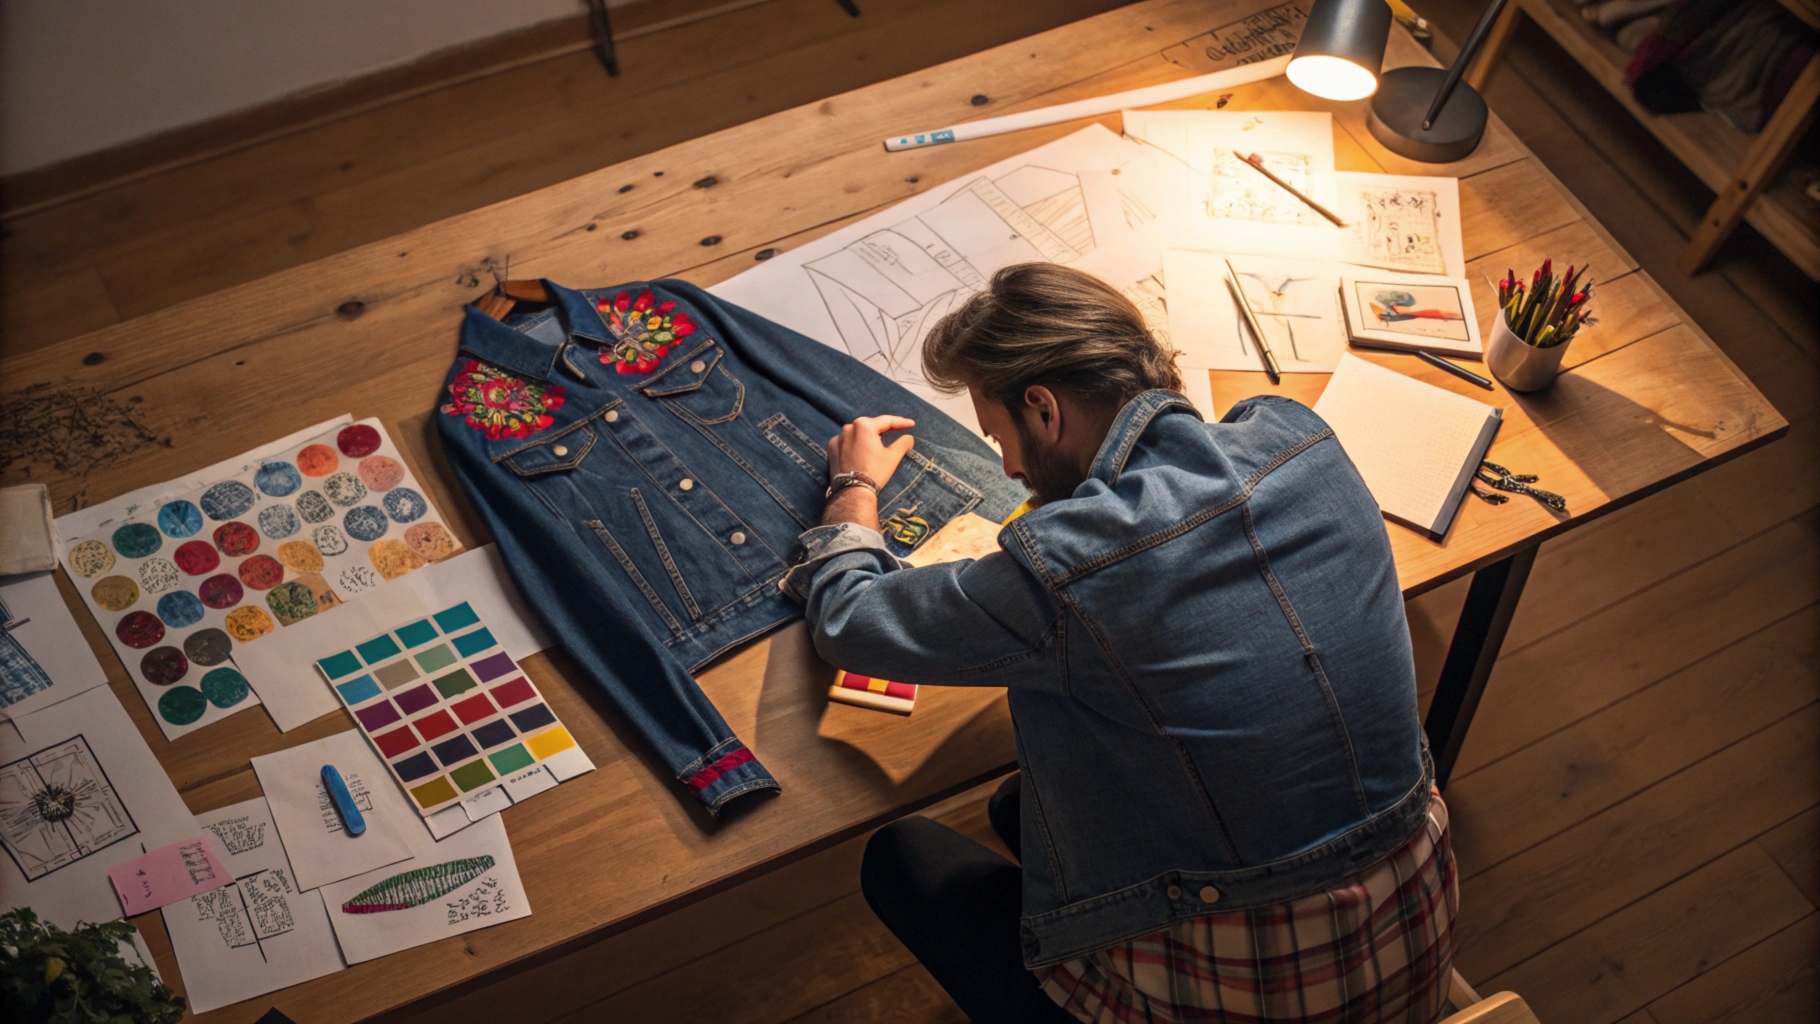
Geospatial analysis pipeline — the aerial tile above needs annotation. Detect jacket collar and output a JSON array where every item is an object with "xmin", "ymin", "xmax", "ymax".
[
  {"xmin": 456, "ymin": 279, "xmax": 612, "ymax": 384},
  {"xmin": 1087, "ymin": 389, "xmax": 1201, "ymax": 485}
]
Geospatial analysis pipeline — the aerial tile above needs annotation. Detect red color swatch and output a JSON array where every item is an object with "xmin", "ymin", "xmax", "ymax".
[
  {"xmin": 450, "ymin": 693, "xmax": 497, "ymax": 725},
  {"xmin": 489, "ymin": 676, "xmax": 536, "ymax": 708},
  {"xmin": 372, "ymin": 725, "xmax": 420, "ymax": 758},
  {"xmin": 412, "ymin": 709, "xmax": 459, "ymax": 741}
]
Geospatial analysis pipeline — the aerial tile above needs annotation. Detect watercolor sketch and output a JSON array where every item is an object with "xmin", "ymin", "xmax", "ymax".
[
  {"xmin": 0, "ymin": 736, "xmax": 138, "ymax": 881},
  {"xmin": 1207, "ymin": 148, "xmax": 1315, "ymax": 224},
  {"xmin": 1359, "ymin": 187, "xmax": 1444, "ymax": 274},
  {"xmin": 0, "ymin": 593, "xmax": 52, "ymax": 709},
  {"xmin": 1360, "ymin": 281, "xmax": 1471, "ymax": 342}
]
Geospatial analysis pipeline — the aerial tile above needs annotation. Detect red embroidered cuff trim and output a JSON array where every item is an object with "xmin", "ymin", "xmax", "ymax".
[{"xmin": 685, "ymin": 745, "xmax": 756, "ymax": 792}]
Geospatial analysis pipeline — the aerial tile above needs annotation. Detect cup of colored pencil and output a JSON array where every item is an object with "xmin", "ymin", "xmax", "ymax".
[{"xmin": 1486, "ymin": 258, "xmax": 1595, "ymax": 392}]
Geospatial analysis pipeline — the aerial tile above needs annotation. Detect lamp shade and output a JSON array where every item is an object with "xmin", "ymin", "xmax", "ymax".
[{"xmin": 1287, "ymin": 0, "xmax": 1393, "ymax": 101}]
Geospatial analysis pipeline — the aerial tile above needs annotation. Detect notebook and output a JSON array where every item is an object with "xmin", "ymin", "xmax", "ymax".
[{"xmin": 1313, "ymin": 353, "xmax": 1502, "ymax": 539}]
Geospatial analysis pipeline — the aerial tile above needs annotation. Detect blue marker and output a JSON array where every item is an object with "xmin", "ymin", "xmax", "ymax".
[{"xmin": 321, "ymin": 765, "xmax": 366, "ymax": 836}]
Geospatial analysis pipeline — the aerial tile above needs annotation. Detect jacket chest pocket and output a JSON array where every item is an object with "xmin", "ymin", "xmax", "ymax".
[
  {"xmin": 501, "ymin": 421, "xmax": 598, "ymax": 476},
  {"xmin": 640, "ymin": 342, "xmax": 743, "ymax": 425}
]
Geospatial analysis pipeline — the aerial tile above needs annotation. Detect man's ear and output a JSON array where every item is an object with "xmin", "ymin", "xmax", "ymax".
[{"xmin": 1023, "ymin": 385, "xmax": 1062, "ymax": 443}]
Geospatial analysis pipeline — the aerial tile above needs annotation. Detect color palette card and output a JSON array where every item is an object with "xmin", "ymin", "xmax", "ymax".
[
  {"xmin": 61, "ymin": 419, "xmax": 461, "ymax": 739},
  {"xmin": 315, "ymin": 602, "xmax": 588, "ymax": 816}
]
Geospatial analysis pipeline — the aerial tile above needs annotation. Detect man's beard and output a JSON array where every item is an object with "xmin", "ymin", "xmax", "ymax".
[{"xmin": 1012, "ymin": 416, "xmax": 1088, "ymax": 507}]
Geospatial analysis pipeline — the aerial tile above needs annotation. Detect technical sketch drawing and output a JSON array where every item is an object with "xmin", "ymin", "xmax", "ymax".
[
  {"xmin": 0, "ymin": 593, "xmax": 52, "ymax": 709},
  {"xmin": 1208, "ymin": 149, "xmax": 1315, "ymax": 225},
  {"xmin": 1235, "ymin": 267, "xmax": 1336, "ymax": 363},
  {"xmin": 1358, "ymin": 187, "xmax": 1444, "ymax": 274},
  {"xmin": 0, "ymin": 735, "xmax": 138, "ymax": 880}
]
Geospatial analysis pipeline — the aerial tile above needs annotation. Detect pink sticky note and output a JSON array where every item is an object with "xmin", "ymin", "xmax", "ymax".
[{"xmin": 109, "ymin": 836, "xmax": 229, "ymax": 916}]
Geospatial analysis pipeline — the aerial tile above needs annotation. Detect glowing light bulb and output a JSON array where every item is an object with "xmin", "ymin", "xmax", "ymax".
[{"xmin": 1287, "ymin": 55, "xmax": 1379, "ymax": 100}]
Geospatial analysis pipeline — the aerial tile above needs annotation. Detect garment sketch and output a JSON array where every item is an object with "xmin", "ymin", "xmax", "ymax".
[
  {"xmin": 0, "ymin": 593, "xmax": 52, "ymax": 708},
  {"xmin": 1208, "ymin": 147, "xmax": 1317, "ymax": 225},
  {"xmin": 0, "ymin": 736, "xmax": 138, "ymax": 881},
  {"xmin": 1234, "ymin": 268, "xmax": 1336, "ymax": 363},
  {"xmin": 1358, "ymin": 187, "xmax": 1444, "ymax": 274}
]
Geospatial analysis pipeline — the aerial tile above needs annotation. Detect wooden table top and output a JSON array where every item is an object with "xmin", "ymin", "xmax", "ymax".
[{"xmin": 0, "ymin": 0, "xmax": 1785, "ymax": 1020}]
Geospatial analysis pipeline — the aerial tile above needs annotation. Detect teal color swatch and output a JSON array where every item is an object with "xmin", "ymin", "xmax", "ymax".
[
  {"xmin": 335, "ymin": 675, "xmax": 383, "ymax": 704},
  {"xmin": 450, "ymin": 627, "xmax": 497, "ymax": 658},
  {"xmin": 318, "ymin": 650, "xmax": 363, "ymax": 680},
  {"xmin": 395, "ymin": 618, "xmax": 439, "ymax": 648},
  {"xmin": 433, "ymin": 602, "xmax": 479, "ymax": 633},
  {"xmin": 356, "ymin": 634, "xmax": 402, "ymax": 665}
]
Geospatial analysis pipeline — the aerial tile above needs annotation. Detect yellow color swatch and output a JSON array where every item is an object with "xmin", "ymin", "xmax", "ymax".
[
  {"xmin": 410, "ymin": 776, "xmax": 459, "ymax": 808},
  {"xmin": 524, "ymin": 725, "xmax": 576, "ymax": 761}
]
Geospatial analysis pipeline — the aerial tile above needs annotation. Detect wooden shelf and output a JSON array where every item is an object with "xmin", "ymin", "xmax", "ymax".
[{"xmin": 1512, "ymin": 0, "xmax": 1820, "ymax": 278}]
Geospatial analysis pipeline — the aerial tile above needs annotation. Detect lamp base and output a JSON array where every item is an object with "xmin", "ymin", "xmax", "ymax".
[{"xmin": 1367, "ymin": 66, "xmax": 1487, "ymax": 163}]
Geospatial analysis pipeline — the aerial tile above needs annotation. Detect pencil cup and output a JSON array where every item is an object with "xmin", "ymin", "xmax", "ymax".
[{"xmin": 1486, "ymin": 315, "xmax": 1569, "ymax": 392}]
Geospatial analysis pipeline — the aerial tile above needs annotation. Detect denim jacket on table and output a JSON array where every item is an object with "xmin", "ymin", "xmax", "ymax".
[
  {"xmin": 435, "ymin": 279, "xmax": 1022, "ymax": 814},
  {"xmin": 790, "ymin": 390, "xmax": 1432, "ymax": 967}
]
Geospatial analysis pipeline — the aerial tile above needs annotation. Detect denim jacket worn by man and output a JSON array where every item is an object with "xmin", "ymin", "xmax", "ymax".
[{"xmin": 788, "ymin": 389, "xmax": 1433, "ymax": 967}]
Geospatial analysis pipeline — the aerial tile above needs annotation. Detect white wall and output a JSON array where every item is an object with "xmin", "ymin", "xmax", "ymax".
[{"xmin": 0, "ymin": 0, "xmax": 598, "ymax": 175}]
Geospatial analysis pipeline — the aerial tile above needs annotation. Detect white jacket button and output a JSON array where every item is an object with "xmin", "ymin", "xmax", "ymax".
[
  {"xmin": 679, "ymin": 479, "xmax": 694, "ymax": 491},
  {"xmin": 551, "ymin": 445, "xmax": 569, "ymax": 458},
  {"xmin": 730, "ymin": 532, "xmax": 747, "ymax": 545},
  {"xmin": 605, "ymin": 410, "xmax": 619, "ymax": 423},
  {"xmin": 1200, "ymin": 885, "xmax": 1220, "ymax": 904},
  {"xmin": 690, "ymin": 360, "xmax": 707, "ymax": 373}
]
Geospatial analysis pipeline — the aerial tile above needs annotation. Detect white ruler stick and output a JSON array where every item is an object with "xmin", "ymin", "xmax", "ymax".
[{"xmin": 882, "ymin": 55, "xmax": 1292, "ymax": 152}]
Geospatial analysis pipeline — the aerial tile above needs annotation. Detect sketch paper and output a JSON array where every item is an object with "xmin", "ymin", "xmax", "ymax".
[
  {"xmin": 164, "ymin": 798, "xmax": 345, "ymax": 1014},
  {"xmin": 0, "ymin": 685, "xmax": 195, "ymax": 929},
  {"xmin": 315, "ymin": 601, "xmax": 592, "ymax": 816},
  {"xmin": 318, "ymin": 812, "xmax": 528, "ymax": 964},
  {"xmin": 108, "ymin": 835, "xmax": 228, "ymax": 915},
  {"xmin": 712, "ymin": 126, "xmax": 1160, "ymax": 433},
  {"xmin": 1164, "ymin": 250, "xmax": 1348, "ymax": 372},
  {"xmin": 1333, "ymin": 172, "xmax": 1465, "ymax": 277},
  {"xmin": 0, "ymin": 572, "xmax": 107, "ymax": 720},
  {"xmin": 1339, "ymin": 270, "xmax": 1483, "ymax": 357},
  {"xmin": 250, "ymin": 730, "xmax": 413, "ymax": 891},
  {"xmin": 59, "ymin": 418, "xmax": 461, "ymax": 740},
  {"xmin": 235, "ymin": 545, "xmax": 549, "ymax": 732},
  {"xmin": 1123, "ymin": 109, "xmax": 1339, "ymax": 260}
]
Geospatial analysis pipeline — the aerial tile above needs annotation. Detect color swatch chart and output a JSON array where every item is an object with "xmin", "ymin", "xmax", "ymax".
[
  {"xmin": 316, "ymin": 602, "xmax": 581, "ymax": 815},
  {"xmin": 61, "ymin": 419, "xmax": 461, "ymax": 739}
]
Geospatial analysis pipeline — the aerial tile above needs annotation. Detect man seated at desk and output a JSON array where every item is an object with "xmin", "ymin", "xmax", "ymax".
[{"xmin": 782, "ymin": 264, "xmax": 1456, "ymax": 1024}]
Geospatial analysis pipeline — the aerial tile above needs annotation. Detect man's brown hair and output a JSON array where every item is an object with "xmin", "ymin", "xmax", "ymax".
[{"xmin": 921, "ymin": 263, "xmax": 1182, "ymax": 413}]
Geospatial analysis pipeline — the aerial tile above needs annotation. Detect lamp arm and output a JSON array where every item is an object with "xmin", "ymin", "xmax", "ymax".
[{"xmin": 1421, "ymin": 0, "xmax": 1510, "ymax": 129}]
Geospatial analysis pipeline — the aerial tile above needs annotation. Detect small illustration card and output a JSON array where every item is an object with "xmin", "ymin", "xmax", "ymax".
[
  {"xmin": 164, "ymin": 798, "xmax": 346, "ymax": 1014},
  {"xmin": 249, "ymin": 730, "xmax": 413, "ymax": 891},
  {"xmin": 108, "ymin": 835, "xmax": 229, "ymax": 915},
  {"xmin": 828, "ymin": 671, "xmax": 917, "ymax": 716},
  {"xmin": 1338, "ymin": 270, "xmax": 1483, "ymax": 358},
  {"xmin": 318, "ymin": 812, "xmax": 529, "ymax": 964},
  {"xmin": 316, "ymin": 602, "xmax": 592, "ymax": 816}
]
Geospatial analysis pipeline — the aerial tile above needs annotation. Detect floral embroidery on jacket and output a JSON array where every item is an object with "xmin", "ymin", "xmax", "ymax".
[
  {"xmin": 597, "ymin": 289, "xmax": 696, "ymax": 374},
  {"xmin": 441, "ymin": 359, "xmax": 567, "ymax": 439}
]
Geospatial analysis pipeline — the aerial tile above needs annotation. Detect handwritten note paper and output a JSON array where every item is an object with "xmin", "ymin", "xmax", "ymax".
[
  {"xmin": 250, "ymin": 730, "xmax": 412, "ymax": 890},
  {"xmin": 109, "ymin": 836, "xmax": 229, "ymax": 915}
]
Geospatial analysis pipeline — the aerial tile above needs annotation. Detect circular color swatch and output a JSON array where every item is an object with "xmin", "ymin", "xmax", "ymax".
[
  {"xmin": 296, "ymin": 444, "xmax": 339, "ymax": 477},
  {"xmin": 199, "ymin": 574, "xmax": 244, "ymax": 609},
  {"xmin": 323, "ymin": 472, "xmax": 367, "ymax": 507},
  {"xmin": 157, "ymin": 590, "xmax": 205, "ymax": 629},
  {"xmin": 344, "ymin": 506, "xmax": 389, "ymax": 542},
  {"xmin": 254, "ymin": 461, "xmax": 303, "ymax": 497},
  {"xmin": 184, "ymin": 628, "xmax": 233, "ymax": 666},
  {"xmin": 224, "ymin": 606, "xmax": 275, "ymax": 642},
  {"xmin": 357, "ymin": 455, "xmax": 405, "ymax": 491},
  {"xmin": 214, "ymin": 521, "xmax": 260, "ymax": 557},
  {"xmin": 277, "ymin": 540, "xmax": 324, "ymax": 573},
  {"xmin": 382, "ymin": 487, "xmax": 428, "ymax": 524},
  {"xmin": 158, "ymin": 686, "xmax": 207, "ymax": 725},
  {"xmin": 91, "ymin": 575, "xmax": 139, "ymax": 611},
  {"xmin": 157, "ymin": 500, "xmax": 204, "ymax": 538},
  {"xmin": 257, "ymin": 504, "xmax": 301, "ymax": 539},
  {"xmin": 338, "ymin": 423, "xmax": 382, "ymax": 457},
  {"xmin": 140, "ymin": 646, "xmax": 189, "ymax": 686},
  {"xmin": 200, "ymin": 480, "xmax": 256, "ymax": 521},
  {"xmin": 115, "ymin": 611, "xmax": 165, "ymax": 649},
  {"xmin": 313, "ymin": 525, "xmax": 349, "ymax": 557},
  {"xmin": 200, "ymin": 667, "xmax": 250, "ymax": 708},
  {"xmin": 174, "ymin": 540, "xmax": 221, "ymax": 576},
  {"xmin": 404, "ymin": 522, "xmax": 458, "ymax": 562},
  {"xmin": 266, "ymin": 581, "xmax": 319, "ymax": 623},
  {"xmin": 68, "ymin": 540, "xmax": 115, "ymax": 578},
  {"xmin": 338, "ymin": 565, "xmax": 379, "ymax": 595},
  {"xmin": 138, "ymin": 558, "xmax": 180, "ymax": 594},
  {"xmin": 111, "ymin": 522, "xmax": 162, "ymax": 559},
  {"xmin": 238, "ymin": 555, "xmax": 285, "ymax": 591},
  {"xmin": 369, "ymin": 539, "xmax": 425, "ymax": 580},
  {"xmin": 295, "ymin": 491, "xmax": 334, "ymax": 523}
]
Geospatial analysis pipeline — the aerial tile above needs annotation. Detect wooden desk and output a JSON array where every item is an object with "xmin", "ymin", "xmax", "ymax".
[{"xmin": 0, "ymin": 0, "xmax": 1784, "ymax": 1020}]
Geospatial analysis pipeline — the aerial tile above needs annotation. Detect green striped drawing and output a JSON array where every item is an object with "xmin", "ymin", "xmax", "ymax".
[{"xmin": 340, "ymin": 856, "xmax": 495, "ymax": 914}]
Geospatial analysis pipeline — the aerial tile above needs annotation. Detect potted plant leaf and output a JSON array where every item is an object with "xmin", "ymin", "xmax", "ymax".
[
  {"xmin": 0, "ymin": 909, "xmax": 184, "ymax": 1024},
  {"xmin": 1486, "ymin": 259, "xmax": 1596, "ymax": 392}
]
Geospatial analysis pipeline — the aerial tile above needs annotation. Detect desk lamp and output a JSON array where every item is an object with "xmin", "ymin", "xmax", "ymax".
[{"xmin": 1287, "ymin": 0, "xmax": 1511, "ymax": 163}]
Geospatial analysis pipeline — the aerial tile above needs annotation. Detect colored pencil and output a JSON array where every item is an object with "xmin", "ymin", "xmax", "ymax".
[{"xmin": 1234, "ymin": 151, "xmax": 1347, "ymax": 227}]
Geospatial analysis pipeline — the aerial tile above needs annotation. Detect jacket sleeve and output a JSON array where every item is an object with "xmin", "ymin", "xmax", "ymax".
[{"xmin": 790, "ymin": 524, "xmax": 1062, "ymax": 691}]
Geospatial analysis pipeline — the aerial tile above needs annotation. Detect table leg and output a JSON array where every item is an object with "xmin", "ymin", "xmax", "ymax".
[{"xmin": 1424, "ymin": 543, "xmax": 1538, "ymax": 789}]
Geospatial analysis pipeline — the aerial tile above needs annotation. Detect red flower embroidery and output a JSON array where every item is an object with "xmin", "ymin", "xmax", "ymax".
[
  {"xmin": 596, "ymin": 289, "xmax": 697, "ymax": 375},
  {"xmin": 440, "ymin": 360, "xmax": 567, "ymax": 439}
]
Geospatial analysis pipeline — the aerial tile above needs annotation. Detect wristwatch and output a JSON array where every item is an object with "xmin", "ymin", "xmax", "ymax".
[{"xmin": 825, "ymin": 470, "xmax": 880, "ymax": 498}]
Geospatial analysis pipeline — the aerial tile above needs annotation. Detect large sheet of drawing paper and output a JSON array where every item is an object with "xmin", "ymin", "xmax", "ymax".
[
  {"xmin": 164, "ymin": 798, "xmax": 346, "ymax": 1013},
  {"xmin": 712, "ymin": 125, "xmax": 1173, "ymax": 432},
  {"xmin": 317, "ymin": 811, "xmax": 528, "ymax": 964},
  {"xmin": 0, "ymin": 572, "xmax": 107, "ymax": 720},
  {"xmin": 250, "ymin": 730, "xmax": 414, "ymax": 891},
  {"xmin": 0, "ymin": 685, "xmax": 195, "ymax": 929},
  {"xmin": 59, "ymin": 418, "xmax": 463, "ymax": 739}
]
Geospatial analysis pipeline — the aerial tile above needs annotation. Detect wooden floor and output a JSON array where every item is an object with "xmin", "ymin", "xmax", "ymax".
[{"xmin": 4, "ymin": 0, "xmax": 1815, "ymax": 1021}]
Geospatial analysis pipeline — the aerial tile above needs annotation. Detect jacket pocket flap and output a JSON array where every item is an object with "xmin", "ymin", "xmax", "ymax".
[
  {"xmin": 502, "ymin": 422, "xmax": 597, "ymax": 476},
  {"xmin": 638, "ymin": 342, "xmax": 721, "ymax": 396}
]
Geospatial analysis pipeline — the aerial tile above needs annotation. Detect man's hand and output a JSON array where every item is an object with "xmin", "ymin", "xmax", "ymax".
[{"xmin": 828, "ymin": 415, "xmax": 916, "ymax": 486}]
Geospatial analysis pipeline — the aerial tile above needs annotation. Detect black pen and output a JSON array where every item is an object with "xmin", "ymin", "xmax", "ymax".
[{"xmin": 1415, "ymin": 349, "xmax": 1494, "ymax": 390}]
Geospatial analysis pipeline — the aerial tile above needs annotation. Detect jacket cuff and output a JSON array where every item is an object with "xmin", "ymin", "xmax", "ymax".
[
  {"xmin": 679, "ymin": 739, "xmax": 779, "ymax": 815},
  {"xmin": 781, "ymin": 522, "xmax": 902, "ymax": 602}
]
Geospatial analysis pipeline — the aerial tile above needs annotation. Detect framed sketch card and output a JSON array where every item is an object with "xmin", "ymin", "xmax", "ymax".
[{"xmin": 1339, "ymin": 271, "xmax": 1482, "ymax": 358}]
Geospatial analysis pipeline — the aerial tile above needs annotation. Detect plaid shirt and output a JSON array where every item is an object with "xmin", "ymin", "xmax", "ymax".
[{"xmin": 1041, "ymin": 792, "xmax": 1457, "ymax": 1024}]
